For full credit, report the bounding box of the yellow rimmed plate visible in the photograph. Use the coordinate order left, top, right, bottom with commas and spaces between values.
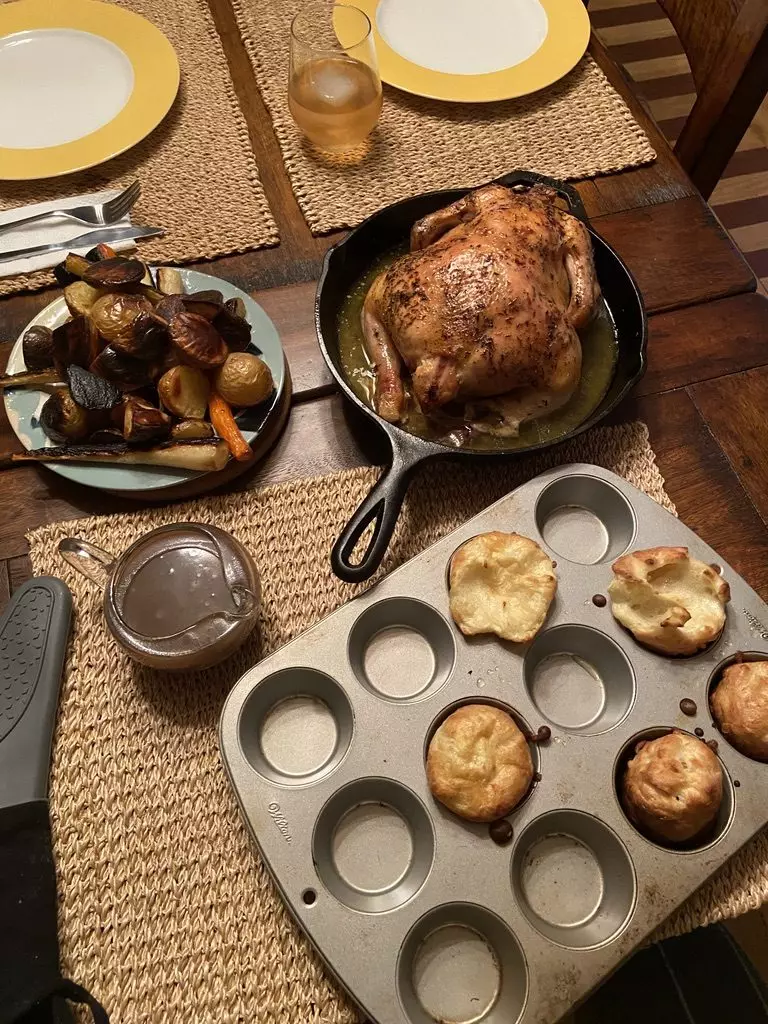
337, 0, 591, 103
0, 0, 179, 180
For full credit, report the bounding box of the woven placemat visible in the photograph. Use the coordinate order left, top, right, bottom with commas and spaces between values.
229, 0, 656, 235
26, 422, 767, 1022
0, 0, 278, 299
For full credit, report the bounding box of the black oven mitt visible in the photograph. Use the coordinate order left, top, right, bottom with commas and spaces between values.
0, 801, 107, 1024
0, 579, 108, 1024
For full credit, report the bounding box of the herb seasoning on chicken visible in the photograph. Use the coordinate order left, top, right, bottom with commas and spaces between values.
354, 184, 606, 443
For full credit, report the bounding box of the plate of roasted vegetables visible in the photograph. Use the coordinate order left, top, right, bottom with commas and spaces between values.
2, 248, 285, 492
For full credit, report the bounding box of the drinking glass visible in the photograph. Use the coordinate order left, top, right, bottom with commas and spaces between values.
289, 3, 383, 151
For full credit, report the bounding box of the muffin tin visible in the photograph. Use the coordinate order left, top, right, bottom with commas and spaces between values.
219, 463, 768, 1024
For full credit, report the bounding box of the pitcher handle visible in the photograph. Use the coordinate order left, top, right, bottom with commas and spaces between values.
58, 537, 115, 590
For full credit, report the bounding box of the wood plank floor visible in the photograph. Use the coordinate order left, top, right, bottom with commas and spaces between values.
589, 0, 768, 992
591, 0, 768, 294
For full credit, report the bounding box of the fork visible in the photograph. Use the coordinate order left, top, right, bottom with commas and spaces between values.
0, 181, 141, 235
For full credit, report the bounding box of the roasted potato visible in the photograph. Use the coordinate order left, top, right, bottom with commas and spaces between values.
158, 365, 210, 419
170, 419, 215, 440
89, 292, 153, 346
40, 389, 91, 444
64, 281, 106, 318
213, 352, 274, 406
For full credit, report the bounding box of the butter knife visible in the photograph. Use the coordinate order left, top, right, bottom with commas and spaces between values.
0, 224, 164, 264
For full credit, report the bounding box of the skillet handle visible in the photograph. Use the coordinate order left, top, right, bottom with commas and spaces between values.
331, 437, 424, 584
493, 170, 588, 222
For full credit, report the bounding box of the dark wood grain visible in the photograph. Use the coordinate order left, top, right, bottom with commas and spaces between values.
691, 365, 768, 526
612, 390, 768, 599
636, 292, 768, 397
0, 560, 9, 608
7, 554, 31, 595
593, 197, 755, 312
256, 283, 334, 401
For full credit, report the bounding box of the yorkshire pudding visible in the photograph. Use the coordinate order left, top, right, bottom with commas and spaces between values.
608, 547, 729, 655
711, 660, 768, 760
622, 730, 723, 843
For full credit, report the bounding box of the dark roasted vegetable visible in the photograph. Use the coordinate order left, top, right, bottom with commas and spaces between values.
157, 365, 210, 419
82, 257, 146, 288
181, 290, 223, 321
90, 345, 152, 390
66, 364, 121, 410
65, 253, 92, 278
88, 428, 125, 445
22, 326, 55, 371
170, 419, 215, 440
52, 314, 103, 369
0, 367, 61, 391
156, 267, 184, 295
224, 296, 246, 319
168, 312, 227, 368
6, 438, 230, 472
122, 396, 171, 442
84, 242, 118, 262
212, 307, 252, 352
89, 292, 152, 346
39, 389, 90, 444
53, 251, 96, 285
155, 293, 186, 324
112, 310, 168, 360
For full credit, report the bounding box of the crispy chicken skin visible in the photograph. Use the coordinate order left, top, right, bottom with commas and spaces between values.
362, 184, 600, 431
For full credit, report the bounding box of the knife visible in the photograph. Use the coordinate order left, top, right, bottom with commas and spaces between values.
0, 225, 164, 265
0, 577, 72, 810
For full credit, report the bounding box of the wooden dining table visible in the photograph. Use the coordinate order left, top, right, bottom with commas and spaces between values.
1, 13, 767, 616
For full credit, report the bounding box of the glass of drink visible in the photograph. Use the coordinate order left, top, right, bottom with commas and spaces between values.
288, 3, 383, 151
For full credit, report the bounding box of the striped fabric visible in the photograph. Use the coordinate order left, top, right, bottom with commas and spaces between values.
591, 0, 768, 293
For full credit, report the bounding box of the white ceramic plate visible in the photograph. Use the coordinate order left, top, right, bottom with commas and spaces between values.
338, 0, 590, 102
0, 0, 179, 180
4, 269, 286, 493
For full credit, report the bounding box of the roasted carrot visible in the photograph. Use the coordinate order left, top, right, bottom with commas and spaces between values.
208, 390, 252, 461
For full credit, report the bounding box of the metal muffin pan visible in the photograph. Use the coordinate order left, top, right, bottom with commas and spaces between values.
220, 463, 768, 1024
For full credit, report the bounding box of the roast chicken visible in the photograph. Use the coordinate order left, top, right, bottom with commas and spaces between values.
361, 184, 601, 435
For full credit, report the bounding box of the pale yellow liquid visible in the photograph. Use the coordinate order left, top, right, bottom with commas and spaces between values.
289, 57, 382, 150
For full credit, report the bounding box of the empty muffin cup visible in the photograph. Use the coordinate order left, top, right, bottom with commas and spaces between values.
348, 597, 455, 702
313, 778, 434, 913
512, 810, 636, 949
398, 903, 528, 1024
239, 668, 353, 786
524, 625, 635, 734
535, 476, 635, 564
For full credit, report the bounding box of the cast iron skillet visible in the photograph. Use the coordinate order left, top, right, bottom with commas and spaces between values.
316, 170, 647, 583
